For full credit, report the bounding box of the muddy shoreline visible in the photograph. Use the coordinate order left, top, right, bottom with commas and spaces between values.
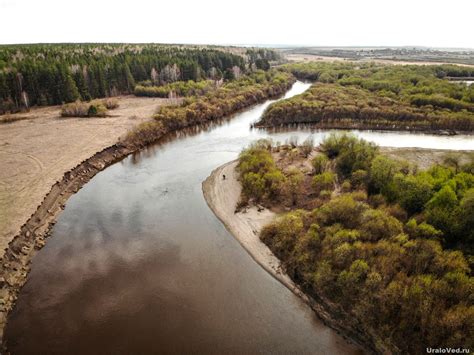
202, 161, 381, 354
0, 143, 133, 346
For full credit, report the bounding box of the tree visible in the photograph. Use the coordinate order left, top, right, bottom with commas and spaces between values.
58, 65, 79, 103
73, 69, 91, 101
395, 174, 433, 214
224, 68, 235, 81
369, 155, 401, 197
458, 188, 474, 247
255, 58, 270, 71
160, 64, 180, 83
286, 168, 304, 205
150, 67, 159, 84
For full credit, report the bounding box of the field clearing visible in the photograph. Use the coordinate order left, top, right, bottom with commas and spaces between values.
285, 53, 474, 67
0, 96, 170, 256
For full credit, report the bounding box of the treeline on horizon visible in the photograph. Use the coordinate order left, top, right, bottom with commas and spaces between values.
0, 43, 280, 115
237, 134, 474, 353
258, 62, 474, 132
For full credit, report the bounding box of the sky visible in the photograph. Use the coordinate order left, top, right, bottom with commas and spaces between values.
0, 0, 473, 48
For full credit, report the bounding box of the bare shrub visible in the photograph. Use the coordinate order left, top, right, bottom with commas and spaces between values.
87, 103, 107, 117
301, 136, 314, 157
102, 98, 119, 110
61, 101, 89, 117
61, 100, 108, 118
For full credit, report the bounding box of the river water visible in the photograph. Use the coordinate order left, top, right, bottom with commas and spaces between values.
5, 82, 473, 354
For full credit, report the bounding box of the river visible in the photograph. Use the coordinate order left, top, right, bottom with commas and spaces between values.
4, 82, 473, 354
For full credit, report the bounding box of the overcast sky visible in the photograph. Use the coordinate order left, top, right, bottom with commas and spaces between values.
0, 0, 473, 48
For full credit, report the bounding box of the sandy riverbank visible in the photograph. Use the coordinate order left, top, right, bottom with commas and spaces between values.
0, 96, 169, 257
0, 96, 171, 344
202, 160, 309, 298
201, 147, 473, 290
201, 148, 474, 353
202, 160, 375, 353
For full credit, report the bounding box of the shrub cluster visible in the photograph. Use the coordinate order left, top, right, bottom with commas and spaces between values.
258, 62, 474, 132
125, 70, 294, 147
134, 80, 215, 98
238, 133, 474, 353
60, 98, 119, 117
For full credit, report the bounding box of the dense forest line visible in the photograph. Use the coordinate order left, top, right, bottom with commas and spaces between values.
258, 62, 474, 132
125, 69, 294, 147
237, 134, 474, 353
0, 44, 279, 115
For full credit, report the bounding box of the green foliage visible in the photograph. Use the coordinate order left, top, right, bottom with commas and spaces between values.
395, 173, 434, 214
286, 167, 304, 205
405, 218, 443, 239
311, 153, 328, 174
250, 135, 474, 352
369, 155, 401, 198
261, 192, 473, 353
321, 133, 378, 177
261, 210, 306, 259
312, 172, 335, 193
0, 44, 279, 114
127, 70, 294, 147
258, 62, 474, 132
237, 140, 286, 203
134, 80, 214, 98
459, 189, 474, 247
351, 169, 369, 189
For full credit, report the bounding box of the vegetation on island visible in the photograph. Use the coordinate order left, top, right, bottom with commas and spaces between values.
237, 134, 474, 353
125, 69, 294, 147
258, 62, 474, 132
0, 44, 279, 115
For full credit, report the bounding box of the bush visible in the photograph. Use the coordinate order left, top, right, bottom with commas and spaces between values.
257, 62, 474, 132
300, 136, 314, 157
320, 133, 378, 177
260, 192, 473, 353
61, 101, 89, 117
351, 169, 369, 188
312, 154, 329, 174
312, 172, 336, 193
134, 80, 214, 98
241, 134, 474, 353
61, 99, 115, 117
87, 103, 107, 117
